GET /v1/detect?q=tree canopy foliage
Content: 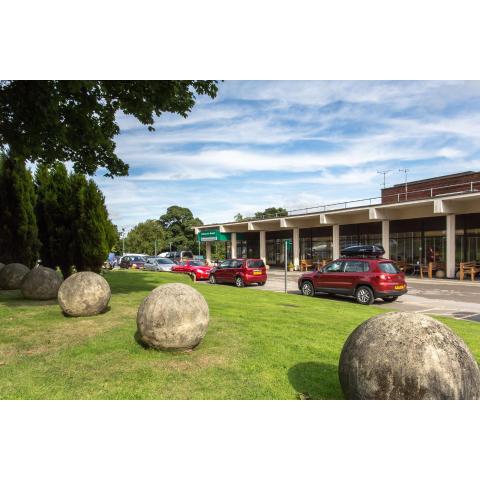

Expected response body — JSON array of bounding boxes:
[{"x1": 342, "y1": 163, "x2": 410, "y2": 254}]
[
  {"x1": 0, "y1": 80, "x2": 218, "y2": 177},
  {"x1": 125, "y1": 220, "x2": 165, "y2": 255},
  {"x1": 159, "y1": 205, "x2": 203, "y2": 252},
  {"x1": 254, "y1": 207, "x2": 288, "y2": 219}
]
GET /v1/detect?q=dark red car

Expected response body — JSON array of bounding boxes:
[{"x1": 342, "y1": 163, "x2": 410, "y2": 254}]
[
  {"x1": 171, "y1": 260, "x2": 212, "y2": 281},
  {"x1": 209, "y1": 259, "x2": 267, "y2": 287},
  {"x1": 298, "y1": 257, "x2": 407, "y2": 304}
]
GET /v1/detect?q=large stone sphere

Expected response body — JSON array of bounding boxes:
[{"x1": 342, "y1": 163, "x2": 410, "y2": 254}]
[
  {"x1": 21, "y1": 266, "x2": 63, "y2": 300},
  {"x1": 0, "y1": 263, "x2": 30, "y2": 290},
  {"x1": 136, "y1": 283, "x2": 209, "y2": 351},
  {"x1": 339, "y1": 311, "x2": 480, "y2": 400},
  {"x1": 58, "y1": 271, "x2": 111, "y2": 317}
]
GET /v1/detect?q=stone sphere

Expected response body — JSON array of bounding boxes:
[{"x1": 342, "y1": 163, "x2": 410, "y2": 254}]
[
  {"x1": 0, "y1": 263, "x2": 30, "y2": 290},
  {"x1": 136, "y1": 283, "x2": 209, "y2": 351},
  {"x1": 0, "y1": 262, "x2": 5, "y2": 272},
  {"x1": 58, "y1": 271, "x2": 111, "y2": 317},
  {"x1": 435, "y1": 269, "x2": 446, "y2": 279},
  {"x1": 21, "y1": 266, "x2": 63, "y2": 300},
  {"x1": 339, "y1": 311, "x2": 480, "y2": 400}
]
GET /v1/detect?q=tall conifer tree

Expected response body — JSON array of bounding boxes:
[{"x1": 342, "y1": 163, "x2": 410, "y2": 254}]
[
  {"x1": 0, "y1": 153, "x2": 40, "y2": 267},
  {"x1": 35, "y1": 162, "x2": 74, "y2": 277}
]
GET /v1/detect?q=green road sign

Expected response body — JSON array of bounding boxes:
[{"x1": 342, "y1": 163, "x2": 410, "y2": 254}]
[{"x1": 197, "y1": 229, "x2": 246, "y2": 242}]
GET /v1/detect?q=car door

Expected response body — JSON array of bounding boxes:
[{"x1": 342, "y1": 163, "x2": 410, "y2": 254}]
[
  {"x1": 228, "y1": 259, "x2": 243, "y2": 283},
  {"x1": 215, "y1": 260, "x2": 231, "y2": 283},
  {"x1": 342, "y1": 260, "x2": 369, "y2": 295},
  {"x1": 313, "y1": 260, "x2": 347, "y2": 292}
]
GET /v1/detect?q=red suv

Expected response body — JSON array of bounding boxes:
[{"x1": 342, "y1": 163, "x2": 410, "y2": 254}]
[
  {"x1": 298, "y1": 257, "x2": 407, "y2": 304},
  {"x1": 209, "y1": 259, "x2": 267, "y2": 287}
]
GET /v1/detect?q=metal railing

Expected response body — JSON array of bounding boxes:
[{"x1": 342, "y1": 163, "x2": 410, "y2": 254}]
[{"x1": 237, "y1": 179, "x2": 480, "y2": 222}]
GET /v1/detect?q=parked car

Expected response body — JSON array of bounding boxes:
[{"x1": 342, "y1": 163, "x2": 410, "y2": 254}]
[
  {"x1": 171, "y1": 260, "x2": 212, "y2": 281},
  {"x1": 120, "y1": 255, "x2": 147, "y2": 269},
  {"x1": 144, "y1": 257, "x2": 176, "y2": 272},
  {"x1": 298, "y1": 256, "x2": 407, "y2": 305},
  {"x1": 209, "y1": 259, "x2": 267, "y2": 287}
]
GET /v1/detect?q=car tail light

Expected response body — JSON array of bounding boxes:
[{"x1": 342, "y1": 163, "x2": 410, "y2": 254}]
[{"x1": 378, "y1": 274, "x2": 392, "y2": 281}]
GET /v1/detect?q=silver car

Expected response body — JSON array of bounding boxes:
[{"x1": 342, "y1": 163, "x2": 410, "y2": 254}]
[{"x1": 144, "y1": 257, "x2": 176, "y2": 272}]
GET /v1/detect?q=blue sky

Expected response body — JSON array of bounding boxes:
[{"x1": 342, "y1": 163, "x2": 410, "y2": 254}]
[{"x1": 95, "y1": 81, "x2": 480, "y2": 229}]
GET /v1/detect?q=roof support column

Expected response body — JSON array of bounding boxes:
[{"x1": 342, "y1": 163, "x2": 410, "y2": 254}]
[
  {"x1": 231, "y1": 232, "x2": 237, "y2": 259},
  {"x1": 332, "y1": 224, "x2": 340, "y2": 259},
  {"x1": 205, "y1": 242, "x2": 212, "y2": 265},
  {"x1": 259, "y1": 231, "x2": 266, "y2": 265},
  {"x1": 293, "y1": 227, "x2": 300, "y2": 270},
  {"x1": 446, "y1": 214, "x2": 456, "y2": 279},
  {"x1": 382, "y1": 220, "x2": 390, "y2": 259}
]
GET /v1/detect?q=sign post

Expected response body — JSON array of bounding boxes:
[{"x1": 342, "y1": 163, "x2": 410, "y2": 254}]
[{"x1": 284, "y1": 239, "x2": 292, "y2": 293}]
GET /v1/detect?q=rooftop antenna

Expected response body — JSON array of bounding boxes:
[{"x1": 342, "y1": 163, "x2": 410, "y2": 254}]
[
  {"x1": 377, "y1": 169, "x2": 392, "y2": 189},
  {"x1": 398, "y1": 168, "x2": 410, "y2": 200}
]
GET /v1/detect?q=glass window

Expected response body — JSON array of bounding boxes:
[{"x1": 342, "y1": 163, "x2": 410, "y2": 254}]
[
  {"x1": 344, "y1": 261, "x2": 369, "y2": 272},
  {"x1": 324, "y1": 261, "x2": 344, "y2": 272},
  {"x1": 232, "y1": 260, "x2": 244, "y2": 268},
  {"x1": 157, "y1": 258, "x2": 173, "y2": 264},
  {"x1": 379, "y1": 262, "x2": 401, "y2": 274},
  {"x1": 247, "y1": 260, "x2": 265, "y2": 268},
  {"x1": 219, "y1": 260, "x2": 231, "y2": 268}
]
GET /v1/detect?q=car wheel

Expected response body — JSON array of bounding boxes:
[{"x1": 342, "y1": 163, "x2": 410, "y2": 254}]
[
  {"x1": 301, "y1": 281, "x2": 315, "y2": 297},
  {"x1": 209, "y1": 275, "x2": 216, "y2": 285},
  {"x1": 382, "y1": 296, "x2": 398, "y2": 303},
  {"x1": 235, "y1": 276, "x2": 245, "y2": 288},
  {"x1": 355, "y1": 286, "x2": 374, "y2": 305},
  {"x1": 258, "y1": 282, "x2": 265, "y2": 286}
]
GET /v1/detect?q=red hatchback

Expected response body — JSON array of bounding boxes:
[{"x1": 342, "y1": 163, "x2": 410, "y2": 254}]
[
  {"x1": 209, "y1": 259, "x2": 267, "y2": 287},
  {"x1": 171, "y1": 260, "x2": 212, "y2": 281},
  {"x1": 298, "y1": 257, "x2": 407, "y2": 305}
]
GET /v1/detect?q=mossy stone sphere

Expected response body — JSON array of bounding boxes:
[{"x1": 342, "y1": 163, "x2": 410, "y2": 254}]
[
  {"x1": 21, "y1": 266, "x2": 63, "y2": 300},
  {"x1": 136, "y1": 283, "x2": 209, "y2": 351},
  {"x1": 58, "y1": 272, "x2": 111, "y2": 317},
  {"x1": 339, "y1": 311, "x2": 480, "y2": 400},
  {"x1": 0, "y1": 263, "x2": 30, "y2": 290}
]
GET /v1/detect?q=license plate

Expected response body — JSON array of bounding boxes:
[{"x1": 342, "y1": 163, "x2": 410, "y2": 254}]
[
  {"x1": 253, "y1": 270, "x2": 262, "y2": 275},
  {"x1": 394, "y1": 285, "x2": 405, "y2": 290}
]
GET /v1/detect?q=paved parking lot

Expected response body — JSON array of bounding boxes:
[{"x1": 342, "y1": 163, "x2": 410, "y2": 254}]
[{"x1": 251, "y1": 270, "x2": 480, "y2": 322}]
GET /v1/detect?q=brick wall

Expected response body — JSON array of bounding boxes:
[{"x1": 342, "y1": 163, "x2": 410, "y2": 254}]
[{"x1": 381, "y1": 171, "x2": 480, "y2": 204}]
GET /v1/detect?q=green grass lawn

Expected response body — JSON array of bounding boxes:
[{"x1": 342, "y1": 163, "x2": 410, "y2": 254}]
[{"x1": 1, "y1": 269, "x2": 479, "y2": 399}]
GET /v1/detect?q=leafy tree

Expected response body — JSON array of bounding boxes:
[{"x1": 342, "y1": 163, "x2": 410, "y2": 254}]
[
  {"x1": 71, "y1": 175, "x2": 114, "y2": 273},
  {"x1": 0, "y1": 81, "x2": 218, "y2": 177},
  {"x1": 254, "y1": 207, "x2": 288, "y2": 219},
  {"x1": 35, "y1": 162, "x2": 74, "y2": 277},
  {"x1": 125, "y1": 220, "x2": 165, "y2": 255},
  {"x1": 0, "y1": 153, "x2": 40, "y2": 267},
  {"x1": 159, "y1": 206, "x2": 203, "y2": 252},
  {"x1": 234, "y1": 213, "x2": 244, "y2": 222}
]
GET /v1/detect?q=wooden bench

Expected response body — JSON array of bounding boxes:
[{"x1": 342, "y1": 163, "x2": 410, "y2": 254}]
[
  {"x1": 427, "y1": 262, "x2": 446, "y2": 279},
  {"x1": 459, "y1": 261, "x2": 480, "y2": 281},
  {"x1": 301, "y1": 259, "x2": 313, "y2": 271}
]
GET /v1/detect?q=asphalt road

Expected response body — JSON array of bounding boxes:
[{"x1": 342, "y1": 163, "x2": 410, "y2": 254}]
[{"x1": 251, "y1": 270, "x2": 480, "y2": 322}]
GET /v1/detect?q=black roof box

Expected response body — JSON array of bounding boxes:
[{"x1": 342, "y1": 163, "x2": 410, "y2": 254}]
[{"x1": 340, "y1": 244, "x2": 385, "y2": 258}]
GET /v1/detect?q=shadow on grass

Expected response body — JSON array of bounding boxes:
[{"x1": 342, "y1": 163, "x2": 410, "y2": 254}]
[
  {"x1": 0, "y1": 290, "x2": 58, "y2": 307},
  {"x1": 288, "y1": 362, "x2": 344, "y2": 400}
]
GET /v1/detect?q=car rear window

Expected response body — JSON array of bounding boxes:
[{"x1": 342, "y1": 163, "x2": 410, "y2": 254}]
[
  {"x1": 247, "y1": 260, "x2": 265, "y2": 268},
  {"x1": 379, "y1": 262, "x2": 400, "y2": 274}
]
